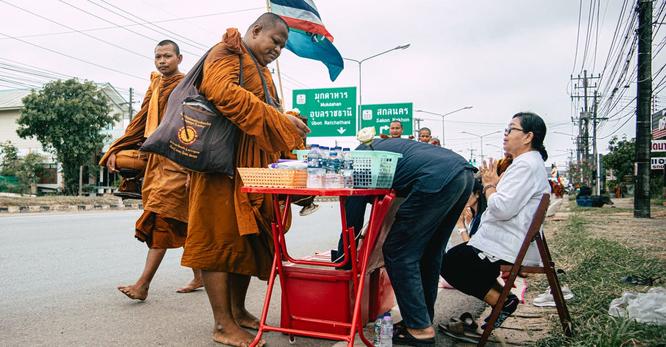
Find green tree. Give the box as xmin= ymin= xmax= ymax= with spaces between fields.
xmin=0 ymin=141 xmax=19 ymax=176
xmin=602 ymin=136 xmax=635 ymax=189
xmin=16 ymin=79 xmax=117 ymax=194
xmin=15 ymin=153 xmax=45 ymax=194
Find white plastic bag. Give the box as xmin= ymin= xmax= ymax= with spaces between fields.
xmin=608 ymin=287 xmax=666 ymax=325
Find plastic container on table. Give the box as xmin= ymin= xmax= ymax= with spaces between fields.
xmin=349 ymin=150 xmax=402 ymax=188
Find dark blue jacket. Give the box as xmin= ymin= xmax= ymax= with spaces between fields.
xmin=356 ymin=138 xmax=474 ymax=196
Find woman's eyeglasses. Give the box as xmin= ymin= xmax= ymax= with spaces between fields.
xmin=504 ymin=127 xmax=526 ymax=135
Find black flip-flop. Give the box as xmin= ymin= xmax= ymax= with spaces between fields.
xmin=392 ymin=324 xmax=435 ymax=346
xmin=454 ymin=312 xmax=478 ymax=332
xmin=438 ymin=321 xmax=481 ymax=344
xmin=393 ymin=320 xmax=406 ymax=331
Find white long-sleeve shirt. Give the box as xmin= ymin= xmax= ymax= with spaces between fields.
xmin=468 ymin=150 xmax=550 ymax=265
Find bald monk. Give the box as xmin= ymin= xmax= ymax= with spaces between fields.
xmin=180 ymin=13 xmax=309 ymax=346
xmin=100 ymin=40 xmax=202 ymax=300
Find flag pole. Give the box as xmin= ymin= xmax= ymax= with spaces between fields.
xmin=266 ymin=0 xmax=286 ymax=106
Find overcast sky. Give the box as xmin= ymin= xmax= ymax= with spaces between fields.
xmin=1 ymin=0 xmax=663 ymax=167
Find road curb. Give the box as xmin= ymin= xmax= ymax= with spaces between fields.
xmin=0 ymin=202 xmax=143 ymax=214
xmin=1 ymin=197 xmax=337 ymax=215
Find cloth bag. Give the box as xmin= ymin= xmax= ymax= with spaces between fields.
xmin=140 ymin=51 xmax=243 ymax=176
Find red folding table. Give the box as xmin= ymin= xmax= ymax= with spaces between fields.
xmin=242 ymin=187 xmax=395 ymax=347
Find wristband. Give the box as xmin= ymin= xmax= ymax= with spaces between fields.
xmin=483 ymin=184 xmax=496 ymax=194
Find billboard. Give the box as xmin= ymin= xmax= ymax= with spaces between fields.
xmin=652 ymin=109 xmax=666 ymax=139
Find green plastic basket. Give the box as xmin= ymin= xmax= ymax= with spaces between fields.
xmin=292 ymin=149 xmax=310 ymax=161
xmin=349 ymin=150 xmax=402 ymax=188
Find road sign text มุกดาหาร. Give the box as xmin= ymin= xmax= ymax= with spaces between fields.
xmin=293 ymin=87 xmax=356 ymax=137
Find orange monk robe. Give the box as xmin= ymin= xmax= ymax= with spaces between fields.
xmin=181 ymin=29 xmax=303 ymax=279
xmin=496 ymin=156 xmax=513 ymax=176
xmin=99 ymin=72 xmax=189 ymax=249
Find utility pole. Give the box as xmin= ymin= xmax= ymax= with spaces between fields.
xmin=414 ymin=117 xmax=423 ymax=137
xmin=128 ymin=87 xmax=134 ymax=121
xmin=592 ymin=91 xmax=608 ymax=195
xmin=635 ymin=0 xmax=652 ymax=218
xmin=571 ymin=70 xmax=600 ymax=186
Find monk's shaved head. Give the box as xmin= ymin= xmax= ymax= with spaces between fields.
xmin=247 ymin=12 xmax=288 ymax=34
xmin=244 ymin=13 xmax=289 ymax=66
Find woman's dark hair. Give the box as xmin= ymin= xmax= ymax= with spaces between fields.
xmin=468 ymin=178 xmax=487 ymax=236
xmin=512 ymin=112 xmax=548 ymax=161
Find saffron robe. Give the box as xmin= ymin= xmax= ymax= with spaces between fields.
xmin=181 ymin=28 xmax=303 ymax=279
xmin=100 ymin=72 xmax=189 ymax=249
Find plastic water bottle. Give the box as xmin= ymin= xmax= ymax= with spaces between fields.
xmin=341 ymin=148 xmax=354 ymax=188
xmin=322 ymin=146 xmax=343 ymax=188
xmin=307 ymin=145 xmax=324 ymax=188
xmin=373 ymin=315 xmax=383 ymax=346
xmin=380 ymin=313 xmax=393 ymax=347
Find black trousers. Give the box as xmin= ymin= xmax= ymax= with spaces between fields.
xmin=441 ymin=243 xmax=510 ymax=300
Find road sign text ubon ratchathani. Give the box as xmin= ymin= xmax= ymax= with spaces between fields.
xmin=293 ymin=87 xmax=356 ymax=137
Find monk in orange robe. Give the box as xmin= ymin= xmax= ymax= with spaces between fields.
xmin=99 ymin=40 xmax=202 ymax=300
xmin=180 ymin=14 xmax=309 ymax=346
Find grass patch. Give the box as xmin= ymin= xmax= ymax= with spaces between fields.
xmin=536 ymin=213 xmax=666 ymax=347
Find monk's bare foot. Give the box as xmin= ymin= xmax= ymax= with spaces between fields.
xmin=234 ymin=309 xmax=261 ymax=330
xmin=117 ymin=284 xmax=148 ymax=301
xmin=212 ymin=324 xmax=264 ymax=347
xmin=176 ymin=278 xmax=204 ymax=293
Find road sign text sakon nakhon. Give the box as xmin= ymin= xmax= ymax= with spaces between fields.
xmin=360 ymin=103 xmax=413 ymax=136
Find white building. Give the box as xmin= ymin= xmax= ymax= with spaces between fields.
xmin=0 ymin=84 xmax=130 ymax=191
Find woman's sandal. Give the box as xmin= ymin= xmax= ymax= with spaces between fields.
xmin=448 ymin=312 xmax=478 ymax=333
xmin=438 ymin=321 xmax=482 ymax=344
xmin=392 ymin=324 xmax=435 ymax=346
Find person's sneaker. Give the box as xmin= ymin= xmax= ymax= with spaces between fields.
xmin=482 ymin=294 xmax=519 ymax=329
xmin=299 ymin=203 xmax=319 ymax=216
xmin=532 ymin=286 xmax=574 ymax=307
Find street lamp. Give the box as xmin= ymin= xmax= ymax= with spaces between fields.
xmin=343 ymin=44 xmax=411 ymax=131
xmin=461 ymin=130 xmax=502 ymax=162
xmin=415 ymin=106 xmax=473 ymax=147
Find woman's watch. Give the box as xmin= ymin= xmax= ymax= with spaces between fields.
xmin=483 ymin=184 xmax=496 ymax=194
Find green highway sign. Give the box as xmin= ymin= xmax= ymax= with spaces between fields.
xmin=360 ymin=103 xmax=413 ymax=136
xmin=293 ymin=87 xmax=356 ymax=137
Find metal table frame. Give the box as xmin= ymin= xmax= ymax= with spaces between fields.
xmin=242 ymin=187 xmax=393 ymax=347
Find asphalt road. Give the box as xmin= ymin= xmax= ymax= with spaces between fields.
xmin=0 ymin=203 xmax=483 ymax=346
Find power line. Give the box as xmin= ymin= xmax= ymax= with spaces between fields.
xmin=90 ymin=0 xmax=208 ymax=50
xmin=0 ymin=0 xmax=153 ymax=61
xmin=58 ymin=0 xmax=201 ymax=57
xmin=0 ymin=7 xmax=263 ymax=41
xmin=571 ymin=0 xmax=583 ymax=74
xmin=0 ymin=31 xmax=145 ymax=81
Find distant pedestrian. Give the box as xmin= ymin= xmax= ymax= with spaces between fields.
xmin=389 ymin=120 xmax=404 ymax=138
xmin=430 ymin=137 xmax=441 ymax=146
xmin=418 ymin=127 xmax=432 ymax=143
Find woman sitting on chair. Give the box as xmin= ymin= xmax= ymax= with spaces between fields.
xmin=440 ymin=112 xmax=550 ymax=331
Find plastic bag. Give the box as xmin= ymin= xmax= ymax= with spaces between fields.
xmin=608 ymin=287 xmax=666 ymax=325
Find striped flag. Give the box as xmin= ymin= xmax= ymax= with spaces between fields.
xmin=270 ymin=0 xmax=344 ymax=81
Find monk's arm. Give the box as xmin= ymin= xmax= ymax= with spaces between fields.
xmin=200 ymin=56 xmax=303 ymax=153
